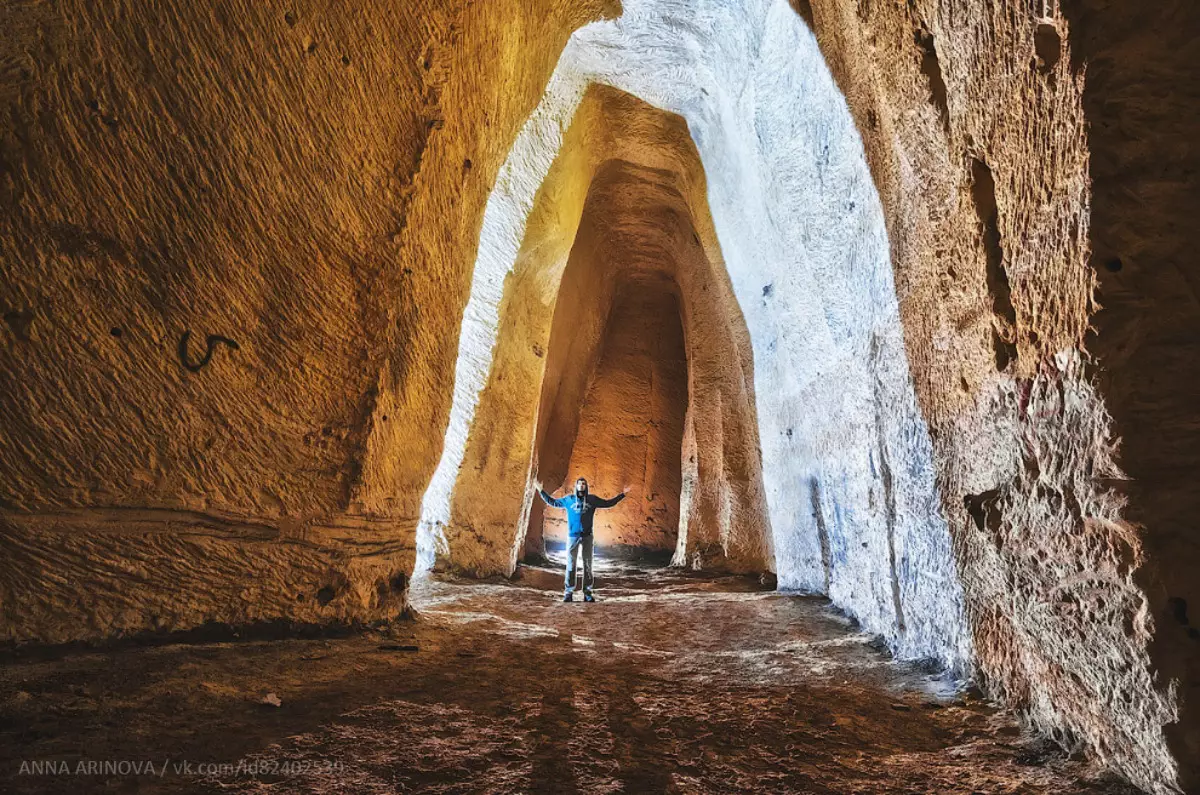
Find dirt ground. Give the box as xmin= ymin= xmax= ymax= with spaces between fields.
xmin=0 ymin=560 xmax=1141 ymax=794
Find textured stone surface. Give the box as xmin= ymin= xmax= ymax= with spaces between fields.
xmin=800 ymin=0 xmax=1192 ymax=789
xmin=0 ymin=0 xmax=617 ymax=641
xmin=1059 ymin=0 xmax=1200 ymax=780
xmin=1 ymin=509 xmax=410 ymax=644
xmin=1 ymin=0 xmax=1197 ymax=791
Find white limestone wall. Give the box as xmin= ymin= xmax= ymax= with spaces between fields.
xmin=420 ymin=0 xmax=972 ymax=672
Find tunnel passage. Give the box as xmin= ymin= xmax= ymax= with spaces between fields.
xmin=421 ymin=0 xmax=964 ymax=682
xmin=420 ymin=84 xmax=773 ymax=580
xmin=536 ymin=278 xmax=687 ymax=558
xmin=416 ymin=0 xmax=1185 ymax=789
xmin=520 ymin=152 xmax=706 ymax=565
xmin=2 ymin=0 xmax=1196 ymax=791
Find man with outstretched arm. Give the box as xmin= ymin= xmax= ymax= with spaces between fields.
xmin=536 ymin=477 xmax=628 ymax=602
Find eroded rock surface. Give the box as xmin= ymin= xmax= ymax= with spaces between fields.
xmin=1 ymin=0 xmax=1197 ymax=791
xmin=801 ymin=0 xmax=1194 ymax=788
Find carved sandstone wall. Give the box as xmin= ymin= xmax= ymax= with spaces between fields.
xmin=1 ymin=0 xmax=1196 ymax=791
xmin=0 ymin=0 xmax=618 ymax=642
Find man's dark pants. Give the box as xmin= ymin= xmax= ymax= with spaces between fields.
xmin=565 ymin=534 xmax=594 ymax=596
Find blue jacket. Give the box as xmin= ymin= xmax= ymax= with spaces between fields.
xmin=539 ymin=489 xmax=625 ymax=538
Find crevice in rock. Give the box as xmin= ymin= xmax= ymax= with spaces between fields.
xmin=808 ymin=477 xmax=832 ymax=593
xmin=970 ymin=157 xmax=1019 ymax=372
xmin=3 ymin=308 xmax=34 ymax=341
xmin=914 ymin=24 xmax=951 ymax=133
xmin=964 ymin=489 xmax=1003 ymax=539
xmin=871 ymin=338 xmax=906 ymax=635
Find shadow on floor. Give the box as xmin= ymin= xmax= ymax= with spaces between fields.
xmin=0 ymin=566 xmax=1143 ymax=794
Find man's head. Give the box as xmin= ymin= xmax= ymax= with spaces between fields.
xmin=574 ymin=478 xmax=588 ymax=497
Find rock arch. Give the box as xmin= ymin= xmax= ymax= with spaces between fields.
xmin=418 ymin=0 xmax=966 ymax=673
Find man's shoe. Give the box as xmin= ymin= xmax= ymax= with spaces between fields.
xmin=563 ymin=593 xmax=573 ymax=602
xmin=583 ymin=592 xmax=595 ymax=603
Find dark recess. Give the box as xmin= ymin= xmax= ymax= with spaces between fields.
xmin=970 ymin=158 xmax=1018 ymax=371
xmin=1034 ymin=23 xmax=1062 ymax=72
xmin=1059 ymin=0 xmax=1200 ymax=779
xmin=788 ymin=0 xmax=815 ymax=28
xmin=914 ymin=27 xmax=951 ymax=132
xmin=3 ymin=309 xmax=34 ymax=341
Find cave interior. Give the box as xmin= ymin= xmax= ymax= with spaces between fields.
xmin=1 ymin=0 xmax=1198 ymax=792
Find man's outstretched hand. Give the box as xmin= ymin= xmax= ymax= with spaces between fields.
xmin=622 ymin=483 xmax=636 ymax=495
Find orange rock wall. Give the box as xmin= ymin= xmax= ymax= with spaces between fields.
xmin=0 ymin=0 xmax=617 ymax=642
xmin=542 ymin=281 xmax=686 ymax=551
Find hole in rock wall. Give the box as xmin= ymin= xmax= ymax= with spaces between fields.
xmin=970 ymin=157 xmax=1019 ymax=372
xmin=1034 ymin=22 xmax=1062 ymax=72
xmin=914 ymin=25 xmax=951 ymax=133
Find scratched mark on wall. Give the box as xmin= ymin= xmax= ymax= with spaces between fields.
xmin=178 ymin=331 xmax=240 ymax=373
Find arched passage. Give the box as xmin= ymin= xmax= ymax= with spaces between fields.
xmin=420 ymin=0 xmax=962 ymax=668
xmin=417 ymin=0 xmax=1182 ymax=790
xmin=418 ymin=84 xmax=772 ymax=579
xmin=521 ymin=151 xmax=762 ymax=568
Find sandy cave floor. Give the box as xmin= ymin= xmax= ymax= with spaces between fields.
xmin=0 ymin=561 xmax=1142 ymax=794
